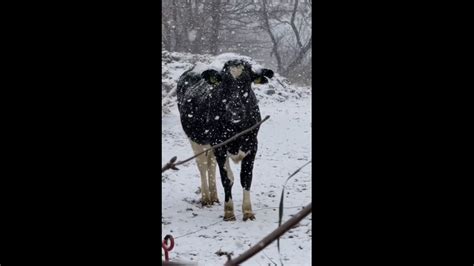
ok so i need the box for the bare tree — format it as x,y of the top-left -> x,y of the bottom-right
258,0 -> 312,83
209,0 -> 222,54
161,1 -> 173,51
261,0 -> 284,73
161,0 -> 312,85
162,0 -> 262,54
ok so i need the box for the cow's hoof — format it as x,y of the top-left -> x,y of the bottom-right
210,198 -> 220,204
223,214 -> 236,221
201,198 -> 213,206
243,213 -> 256,221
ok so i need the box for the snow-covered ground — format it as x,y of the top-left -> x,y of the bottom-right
162,51 -> 312,265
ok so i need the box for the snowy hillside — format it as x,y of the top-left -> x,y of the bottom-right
162,51 -> 312,265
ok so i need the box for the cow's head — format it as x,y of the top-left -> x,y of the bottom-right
200,60 -> 274,123
201,59 -> 274,86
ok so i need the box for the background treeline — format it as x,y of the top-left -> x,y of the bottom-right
162,0 -> 312,86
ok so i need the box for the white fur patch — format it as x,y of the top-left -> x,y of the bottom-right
224,158 -> 234,183
229,150 -> 249,164
242,189 -> 252,213
207,153 -> 217,198
190,140 -> 214,201
224,199 -> 235,216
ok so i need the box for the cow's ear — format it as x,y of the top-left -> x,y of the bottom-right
261,69 -> 274,79
253,68 -> 273,84
201,70 -> 222,85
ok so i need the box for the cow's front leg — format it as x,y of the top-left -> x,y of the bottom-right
190,140 -> 211,206
241,148 -> 257,221
215,147 -> 235,221
207,150 -> 219,204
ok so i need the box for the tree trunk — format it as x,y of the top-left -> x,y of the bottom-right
209,0 -> 221,55
162,22 -> 172,51
261,0 -> 284,73
172,0 -> 181,51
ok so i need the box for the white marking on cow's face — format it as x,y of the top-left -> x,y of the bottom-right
230,65 -> 244,79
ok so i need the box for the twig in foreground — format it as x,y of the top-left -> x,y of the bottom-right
161,156 -> 178,173
224,202 -> 313,266
278,160 -> 312,253
161,115 -> 270,173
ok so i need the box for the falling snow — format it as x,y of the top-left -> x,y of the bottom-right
162,51 -> 312,265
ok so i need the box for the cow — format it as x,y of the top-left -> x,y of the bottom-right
176,58 -> 274,221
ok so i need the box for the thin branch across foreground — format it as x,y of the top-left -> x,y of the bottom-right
162,202 -> 312,266
162,115 -> 270,173
278,160 -> 312,252
225,202 -> 313,266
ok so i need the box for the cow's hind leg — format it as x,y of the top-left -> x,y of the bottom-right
241,149 -> 257,221
190,140 -> 212,206
207,150 -> 219,204
215,147 -> 236,221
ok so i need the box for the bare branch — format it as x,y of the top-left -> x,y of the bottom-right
277,159 -> 312,253
261,0 -> 283,73
161,156 -> 179,173
284,35 -> 312,73
161,115 -> 270,173
224,202 -> 313,266
290,0 -> 304,50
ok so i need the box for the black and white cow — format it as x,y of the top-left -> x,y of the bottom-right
176,59 -> 274,221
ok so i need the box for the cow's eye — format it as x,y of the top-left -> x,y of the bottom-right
253,76 -> 269,84
210,76 -> 219,84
